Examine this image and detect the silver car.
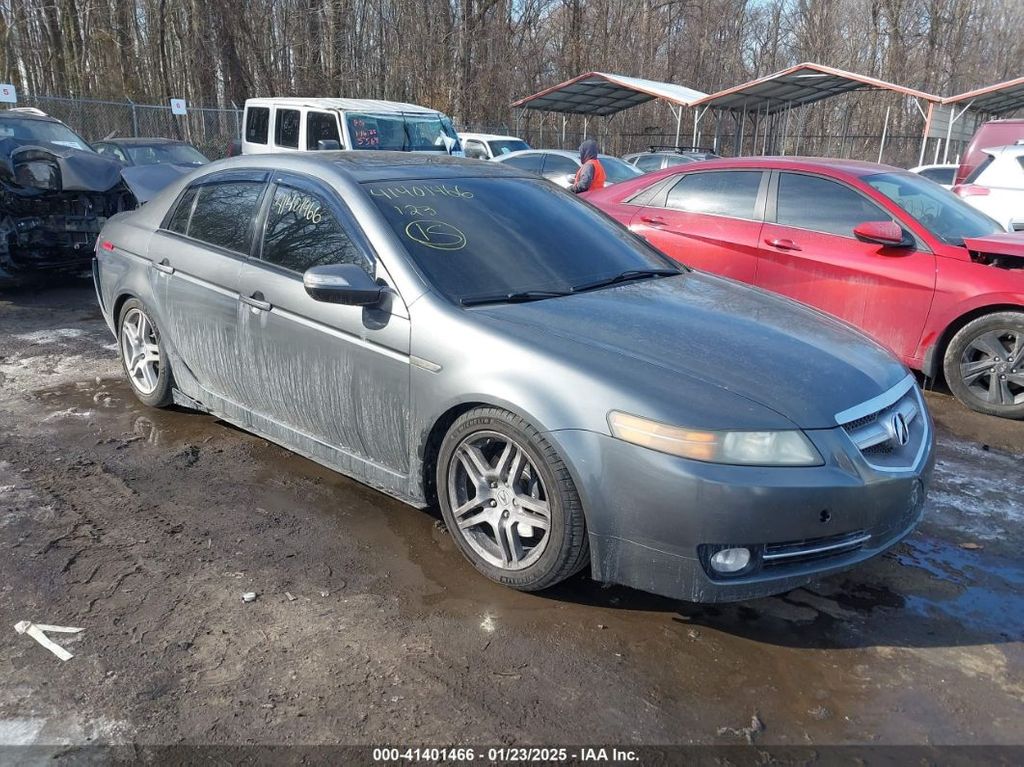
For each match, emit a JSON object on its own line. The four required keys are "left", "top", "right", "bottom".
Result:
{"left": 93, "top": 153, "right": 933, "bottom": 602}
{"left": 491, "top": 149, "right": 642, "bottom": 189}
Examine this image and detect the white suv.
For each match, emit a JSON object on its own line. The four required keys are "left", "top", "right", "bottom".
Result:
{"left": 953, "top": 143, "right": 1024, "bottom": 232}
{"left": 241, "top": 98, "right": 463, "bottom": 156}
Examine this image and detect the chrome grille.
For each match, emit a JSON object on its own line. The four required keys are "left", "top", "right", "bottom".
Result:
{"left": 762, "top": 530, "right": 871, "bottom": 567}
{"left": 836, "top": 375, "right": 929, "bottom": 472}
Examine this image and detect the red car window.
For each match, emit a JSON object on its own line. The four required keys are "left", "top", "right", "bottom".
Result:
{"left": 665, "top": 171, "right": 762, "bottom": 219}
{"left": 776, "top": 173, "right": 889, "bottom": 237}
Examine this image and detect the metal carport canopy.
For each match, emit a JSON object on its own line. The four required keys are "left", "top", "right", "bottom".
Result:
{"left": 689, "top": 62, "right": 940, "bottom": 114}
{"left": 943, "top": 75, "right": 1024, "bottom": 116}
{"left": 512, "top": 72, "right": 707, "bottom": 116}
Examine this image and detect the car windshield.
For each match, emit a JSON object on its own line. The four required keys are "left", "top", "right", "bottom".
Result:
{"left": 364, "top": 177, "right": 678, "bottom": 304}
{"left": 600, "top": 155, "right": 644, "bottom": 183}
{"left": 488, "top": 139, "right": 529, "bottom": 156}
{"left": 126, "top": 143, "right": 208, "bottom": 166}
{"left": 865, "top": 171, "right": 1003, "bottom": 245}
{"left": 0, "top": 117, "right": 92, "bottom": 152}
{"left": 346, "top": 112, "right": 460, "bottom": 152}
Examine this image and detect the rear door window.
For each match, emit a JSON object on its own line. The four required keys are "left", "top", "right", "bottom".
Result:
{"left": 306, "top": 111, "right": 341, "bottom": 150}
{"left": 541, "top": 154, "right": 579, "bottom": 182}
{"left": 664, "top": 170, "right": 763, "bottom": 219}
{"left": 776, "top": 172, "right": 890, "bottom": 237}
{"left": 919, "top": 167, "right": 955, "bottom": 185}
{"left": 274, "top": 109, "right": 300, "bottom": 149}
{"left": 185, "top": 181, "right": 265, "bottom": 253}
{"left": 260, "top": 184, "right": 373, "bottom": 275}
{"left": 166, "top": 187, "right": 199, "bottom": 234}
{"left": 633, "top": 155, "right": 663, "bottom": 172}
{"left": 501, "top": 154, "right": 544, "bottom": 174}
{"left": 245, "top": 107, "right": 270, "bottom": 144}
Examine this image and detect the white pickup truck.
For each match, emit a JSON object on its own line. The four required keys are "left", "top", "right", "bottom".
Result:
{"left": 240, "top": 97, "right": 463, "bottom": 156}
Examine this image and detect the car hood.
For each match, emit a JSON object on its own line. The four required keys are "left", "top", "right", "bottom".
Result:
{"left": 0, "top": 139, "right": 126, "bottom": 192}
{"left": 471, "top": 273, "right": 908, "bottom": 430}
{"left": 119, "top": 163, "right": 196, "bottom": 203}
{"left": 963, "top": 232, "right": 1024, "bottom": 258}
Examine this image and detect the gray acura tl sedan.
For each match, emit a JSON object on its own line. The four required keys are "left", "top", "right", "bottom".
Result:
{"left": 93, "top": 152, "right": 933, "bottom": 603}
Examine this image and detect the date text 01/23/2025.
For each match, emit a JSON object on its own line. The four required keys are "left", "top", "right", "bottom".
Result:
{"left": 372, "top": 747, "right": 640, "bottom": 762}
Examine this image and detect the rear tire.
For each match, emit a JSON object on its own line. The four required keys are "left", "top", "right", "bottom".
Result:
{"left": 437, "top": 407, "right": 589, "bottom": 591}
{"left": 118, "top": 298, "right": 174, "bottom": 408}
{"left": 943, "top": 312, "right": 1024, "bottom": 419}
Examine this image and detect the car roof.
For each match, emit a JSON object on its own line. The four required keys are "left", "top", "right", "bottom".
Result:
{"left": 195, "top": 151, "right": 534, "bottom": 184}
{"left": 99, "top": 137, "right": 191, "bottom": 146}
{"left": 244, "top": 97, "right": 442, "bottom": 116}
{"left": 671, "top": 155, "right": 905, "bottom": 178}
{"left": 459, "top": 132, "right": 524, "bottom": 141}
{"left": 982, "top": 144, "right": 1024, "bottom": 156}
{"left": 0, "top": 108, "right": 62, "bottom": 124}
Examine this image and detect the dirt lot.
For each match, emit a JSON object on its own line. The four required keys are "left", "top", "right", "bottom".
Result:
{"left": 1, "top": 282, "right": 1022, "bottom": 748}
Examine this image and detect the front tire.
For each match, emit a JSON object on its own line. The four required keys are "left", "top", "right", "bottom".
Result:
{"left": 437, "top": 407, "right": 589, "bottom": 591}
{"left": 943, "top": 312, "right": 1024, "bottom": 419}
{"left": 118, "top": 299, "right": 173, "bottom": 408}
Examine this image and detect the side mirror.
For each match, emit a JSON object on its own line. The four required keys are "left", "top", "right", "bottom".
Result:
{"left": 317, "top": 139, "right": 342, "bottom": 151}
{"left": 1010, "top": 219, "right": 1024, "bottom": 233}
{"left": 304, "top": 263, "right": 384, "bottom": 306}
{"left": 853, "top": 221, "right": 910, "bottom": 248}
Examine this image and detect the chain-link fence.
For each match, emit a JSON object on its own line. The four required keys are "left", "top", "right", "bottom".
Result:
{"left": 17, "top": 95, "right": 935, "bottom": 168}
{"left": 13, "top": 95, "right": 242, "bottom": 159}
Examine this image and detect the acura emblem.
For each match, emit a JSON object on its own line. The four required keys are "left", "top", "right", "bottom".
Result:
{"left": 888, "top": 413, "right": 910, "bottom": 446}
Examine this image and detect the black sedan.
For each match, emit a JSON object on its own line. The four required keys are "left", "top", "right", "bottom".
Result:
{"left": 93, "top": 137, "right": 209, "bottom": 167}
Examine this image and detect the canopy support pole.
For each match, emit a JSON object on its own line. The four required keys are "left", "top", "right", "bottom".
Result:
{"left": 561, "top": 115, "right": 567, "bottom": 148}
{"left": 877, "top": 105, "right": 890, "bottom": 164}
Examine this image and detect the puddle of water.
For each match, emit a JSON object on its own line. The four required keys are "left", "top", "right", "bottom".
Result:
{"left": 896, "top": 536, "right": 1024, "bottom": 639}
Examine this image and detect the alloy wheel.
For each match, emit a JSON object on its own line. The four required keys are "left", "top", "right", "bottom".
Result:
{"left": 446, "top": 430, "right": 552, "bottom": 571}
{"left": 959, "top": 328, "right": 1024, "bottom": 406}
{"left": 120, "top": 307, "right": 162, "bottom": 395}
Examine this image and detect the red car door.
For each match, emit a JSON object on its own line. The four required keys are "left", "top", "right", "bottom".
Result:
{"left": 756, "top": 171, "right": 936, "bottom": 361}
{"left": 632, "top": 169, "right": 767, "bottom": 283}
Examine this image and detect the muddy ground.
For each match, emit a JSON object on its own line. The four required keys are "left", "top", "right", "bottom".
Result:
{"left": 0, "top": 282, "right": 1022, "bottom": 748}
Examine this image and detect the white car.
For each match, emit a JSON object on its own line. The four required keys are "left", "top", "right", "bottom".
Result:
{"left": 240, "top": 97, "right": 462, "bottom": 156}
{"left": 908, "top": 163, "right": 957, "bottom": 189}
{"left": 953, "top": 144, "right": 1024, "bottom": 232}
{"left": 459, "top": 132, "right": 530, "bottom": 160}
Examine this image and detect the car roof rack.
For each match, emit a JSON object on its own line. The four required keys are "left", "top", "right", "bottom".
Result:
{"left": 646, "top": 145, "right": 717, "bottom": 154}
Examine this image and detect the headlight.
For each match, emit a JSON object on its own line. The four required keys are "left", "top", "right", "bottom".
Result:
{"left": 607, "top": 411, "right": 822, "bottom": 466}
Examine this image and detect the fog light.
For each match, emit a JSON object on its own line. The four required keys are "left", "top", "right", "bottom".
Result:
{"left": 710, "top": 547, "right": 751, "bottom": 573}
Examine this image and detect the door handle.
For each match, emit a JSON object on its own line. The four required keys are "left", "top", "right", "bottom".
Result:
{"left": 640, "top": 215, "right": 667, "bottom": 226}
{"left": 151, "top": 258, "right": 174, "bottom": 274}
{"left": 240, "top": 292, "right": 272, "bottom": 311}
{"left": 764, "top": 237, "right": 802, "bottom": 251}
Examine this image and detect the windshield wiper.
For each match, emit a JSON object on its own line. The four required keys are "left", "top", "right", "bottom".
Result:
{"left": 571, "top": 268, "right": 681, "bottom": 293}
{"left": 461, "top": 289, "right": 573, "bottom": 307}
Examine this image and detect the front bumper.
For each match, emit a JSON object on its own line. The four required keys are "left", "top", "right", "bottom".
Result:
{"left": 551, "top": 419, "right": 934, "bottom": 603}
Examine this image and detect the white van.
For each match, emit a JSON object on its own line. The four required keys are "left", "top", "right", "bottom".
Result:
{"left": 241, "top": 98, "right": 463, "bottom": 156}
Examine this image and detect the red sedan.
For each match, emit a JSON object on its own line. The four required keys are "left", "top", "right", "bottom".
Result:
{"left": 589, "top": 157, "right": 1024, "bottom": 419}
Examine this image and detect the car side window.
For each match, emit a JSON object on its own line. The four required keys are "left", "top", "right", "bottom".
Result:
{"left": 776, "top": 173, "right": 890, "bottom": 237}
{"left": 275, "top": 109, "right": 300, "bottom": 149}
{"left": 166, "top": 187, "right": 199, "bottom": 235}
{"left": 665, "top": 171, "right": 763, "bottom": 219}
{"left": 245, "top": 107, "right": 270, "bottom": 144}
{"left": 260, "top": 184, "right": 373, "bottom": 275}
{"left": 920, "top": 167, "right": 954, "bottom": 185}
{"left": 306, "top": 111, "right": 341, "bottom": 150}
{"left": 502, "top": 155, "right": 544, "bottom": 174}
{"left": 463, "top": 140, "right": 488, "bottom": 160}
{"left": 185, "top": 181, "right": 265, "bottom": 253}
{"left": 541, "top": 154, "right": 578, "bottom": 181}
{"left": 633, "top": 155, "right": 663, "bottom": 172}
